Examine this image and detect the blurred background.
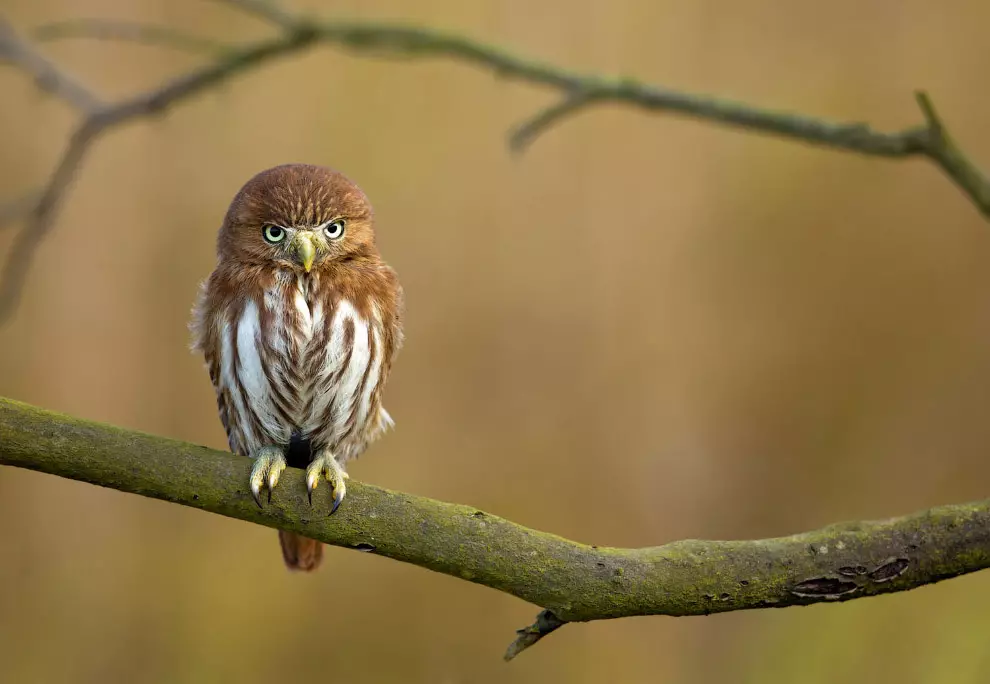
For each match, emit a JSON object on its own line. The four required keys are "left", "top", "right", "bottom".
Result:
{"left": 2, "top": 0, "right": 990, "bottom": 682}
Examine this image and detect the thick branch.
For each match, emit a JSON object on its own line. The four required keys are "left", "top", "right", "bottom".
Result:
{"left": 3, "top": 396, "right": 990, "bottom": 660}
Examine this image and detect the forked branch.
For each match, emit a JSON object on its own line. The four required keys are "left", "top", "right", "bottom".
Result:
{"left": 3, "top": 396, "right": 990, "bottom": 661}
{"left": 1, "top": 2, "right": 989, "bottom": 324}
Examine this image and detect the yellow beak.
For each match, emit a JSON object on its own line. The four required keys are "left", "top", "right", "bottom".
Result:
{"left": 291, "top": 232, "right": 316, "bottom": 273}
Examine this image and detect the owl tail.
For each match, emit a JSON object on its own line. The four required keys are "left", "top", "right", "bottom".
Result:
{"left": 278, "top": 531, "right": 323, "bottom": 571}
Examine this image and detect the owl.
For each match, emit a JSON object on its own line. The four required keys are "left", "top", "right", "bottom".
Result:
{"left": 191, "top": 164, "right": 404, "bottom": 571}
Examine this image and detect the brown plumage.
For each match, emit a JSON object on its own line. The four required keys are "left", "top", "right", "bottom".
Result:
{"left": 191, "top": 164, "right": 403, "bottom": 571}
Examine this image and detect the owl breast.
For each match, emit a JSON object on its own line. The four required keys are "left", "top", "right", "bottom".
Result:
{"left": 217, "top": 276, "right": 392, "bottom": 462}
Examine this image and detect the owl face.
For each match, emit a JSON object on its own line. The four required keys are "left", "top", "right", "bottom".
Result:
{"left": 218, "top": 164, "right": 377, "bottom": 272}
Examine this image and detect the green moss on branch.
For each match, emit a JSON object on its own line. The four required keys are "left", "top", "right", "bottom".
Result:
{"left": 2, "top": 396, "right": 990, "bottom": 659}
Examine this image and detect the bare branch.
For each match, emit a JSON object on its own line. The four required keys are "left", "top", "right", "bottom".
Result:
{"left": 0, "top": 27, "right": 322, "bottom": 323}
{"left": 504, "top": 609, "right": 567, "bottom": 661}
{"left": 3, "top": 396, "right": 990, "bottom": 660}
{"left": 509, "top": 90, "right": 600, "bottom": 153}
{"left": 1, "top": 7, "right": 989, "bottom": 325}
{"left": 0, "top": 17, "right": 102, "bottom": 112}
{"left": 34, "top": 19, "right": 233, "bottom": 56}
{"left": 0, "top": 120, "right": 104, "bottom": 320}
{"left": 913, "top": 90, "right": 990, "bottom": 213}
{"left": 211, "top": 0, "right": 300, "bottom": 30}
{"left": 0, "top": 192, "right": 39, "bottom": 231}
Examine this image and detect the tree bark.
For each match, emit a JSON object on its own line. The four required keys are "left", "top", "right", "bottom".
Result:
{"left": 2, "top": 396, "right": 990, "bottom": 658}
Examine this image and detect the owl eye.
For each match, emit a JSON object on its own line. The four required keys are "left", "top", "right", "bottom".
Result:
{"left": 324, "top": 219, "right": 346, "bottom": 240}
{"left": 262, "top": 225, "right": 286, "bottom": 243}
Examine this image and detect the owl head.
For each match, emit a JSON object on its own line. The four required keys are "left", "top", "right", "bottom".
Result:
{"left": 217, "top": 164, "right": 377, "bottom": 272}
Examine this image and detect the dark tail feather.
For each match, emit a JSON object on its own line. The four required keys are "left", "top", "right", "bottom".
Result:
{"left": 279, "top": 531, "right": 323, "bottom": 572}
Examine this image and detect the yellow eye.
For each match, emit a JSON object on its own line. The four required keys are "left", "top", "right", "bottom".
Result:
{"left": 263, "top": 225, "right": 286, "bottom": 243}
{"left": 324, "top": 219, "right": 346, "bottom": 240}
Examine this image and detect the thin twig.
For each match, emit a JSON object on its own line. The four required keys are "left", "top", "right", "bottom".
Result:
{"left": 0, "top": 120, "right": 104, "bottom": 319}
{"left": 0, "top": 17, "right": 101, "bottom": 113}
{"left": 510, "top": 90, "right": 600, "bottom": 153}
{"left": 0, "top": 192, "right": 40, "bottom": 231}
{"left": 0, "top": 26, "right": 321, "bottom": 323}
{"left": 212, "top": 0, "right": 300, "bottom": 30}
{"left": 34, "top": 19, "right": 233, "bottom": 56}
{"left": 504, "top": 610, "right": 567, "bottom": 661}
{"left": 913, "top": 90, "right": 990, "bottom": 213}
{"left": 1, "top": 8, "right": 989, "bottom": 324}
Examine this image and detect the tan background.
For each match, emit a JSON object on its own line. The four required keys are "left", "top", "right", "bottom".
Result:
{"left": 2, "top": 1, "right": 990, "bottom": 682}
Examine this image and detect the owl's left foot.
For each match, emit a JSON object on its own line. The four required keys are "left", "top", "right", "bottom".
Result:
{"left": 249, "top": 445, "right": 287, "bottom": 508}
{"left": 305, "top": 451, "right": 349, "bottom": 514}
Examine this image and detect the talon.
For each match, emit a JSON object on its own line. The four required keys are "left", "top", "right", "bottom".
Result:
{"left": 249, "top": 446, "right": 287, "bottom": 508}
{"left": 249, "top": 463, "right": 266, "bottom": 508}
{"left": 267, "top": 467, "right": 282, "bottom": 505}
{"left": 306, "top": 469, "right": 319, "bottom": 506}
{"left": 305, "top": 451, "right": 348, "bottom": 514}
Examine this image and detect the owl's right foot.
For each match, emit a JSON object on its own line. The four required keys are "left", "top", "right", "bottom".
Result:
{"left": 249, "top": 446, "right": 287, "bottom": 507}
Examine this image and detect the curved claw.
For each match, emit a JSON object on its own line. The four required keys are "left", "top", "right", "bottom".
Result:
{"left": 305, "top": 451, "right": 348, "bottom": 514}
{"left": 267, "top": 469, "right": 280, "bottom": 504}
{"left": 249, "top": 447, "right": 287, "bottom": 508}
{"left": 306, "top": 468, "right": 319, "bottom": 506}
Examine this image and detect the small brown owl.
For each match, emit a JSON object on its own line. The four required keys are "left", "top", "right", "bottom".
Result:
{"left": 191, "top": 164, "right": 404, "bottom": 571}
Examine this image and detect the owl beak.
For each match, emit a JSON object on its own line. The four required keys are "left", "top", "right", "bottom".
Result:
{"left": 291, "top": 233, "right": 316, "bottom": 273}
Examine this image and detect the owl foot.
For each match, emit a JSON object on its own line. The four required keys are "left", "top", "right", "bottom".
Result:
{"left": 305, "top": 451, "right": 349, "bottom": 514}
{"left": 249, "top": 446, "right": 287, "bottom": 508}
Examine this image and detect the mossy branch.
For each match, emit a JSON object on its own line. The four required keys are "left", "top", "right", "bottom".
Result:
{"left": 3, "top": 396, "right": 990, "bottom": 660}
{"left": 2, "top": 2, "right": 990, "bottom": 324}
